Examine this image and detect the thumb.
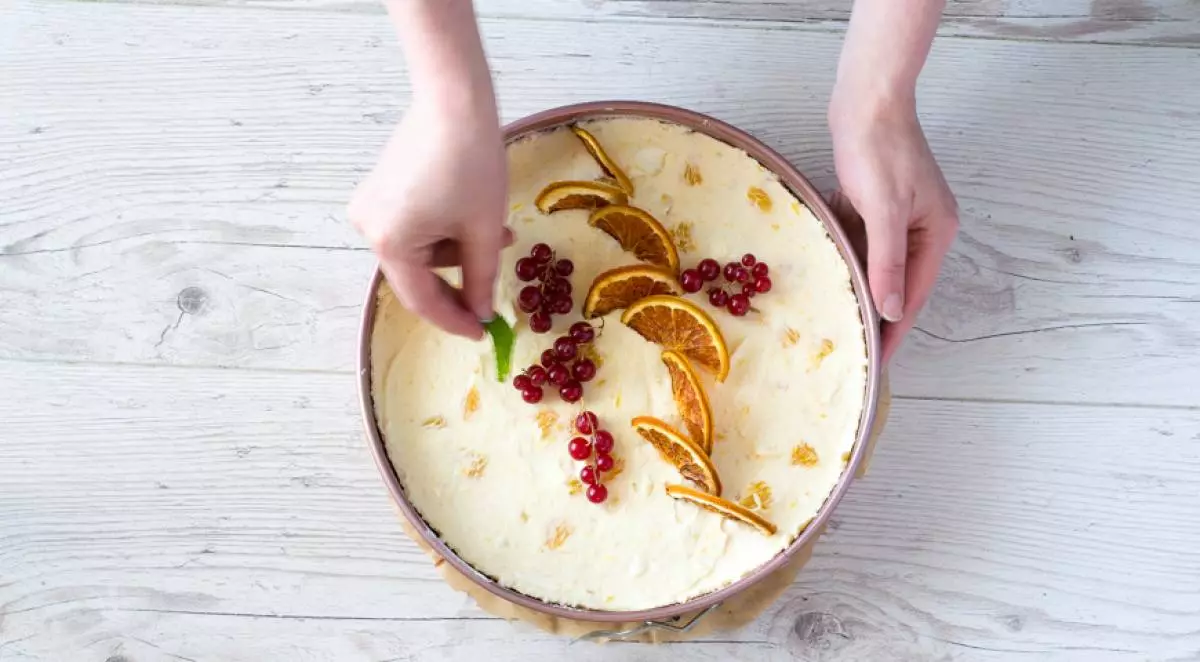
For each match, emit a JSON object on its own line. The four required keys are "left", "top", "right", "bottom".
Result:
{"left": 460, "top": 226, "right": 502, "bottom": 322}
{"left": 862, "top": 203, "right": 909, "bottom": 323}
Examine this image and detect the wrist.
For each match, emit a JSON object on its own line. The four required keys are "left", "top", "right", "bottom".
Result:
{"left": 390, "top": 0, "right": 497, "bottom": 121}
{"left": 412, "top": 70, "right": 496, "bottom": 122}
{"left": 830, "top": 0, "right": 941, "bottom": 131}
{"left": 828, "top": 78, "right": 916, "bottom": 132}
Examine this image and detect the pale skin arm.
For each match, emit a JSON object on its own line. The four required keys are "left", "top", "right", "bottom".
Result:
{"left": 348, "top": 0, "right": 508, "bottom": 339}
{"left": 829, "top": 0, "right": 959, "bottom": 361}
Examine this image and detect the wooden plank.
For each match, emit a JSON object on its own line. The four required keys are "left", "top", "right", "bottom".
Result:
{"left": 44, "top": 0, "right": 1200, "bottom": 47}
{"left": 2, "top": 2, "right": 1198, "bottom": 405}
{"left": 1, "top": 360, "right": 1197, "bottom": 659}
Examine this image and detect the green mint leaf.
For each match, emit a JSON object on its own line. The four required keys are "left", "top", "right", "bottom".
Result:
{"left": 483, "top": 316, "right": 514, "bottom": 382}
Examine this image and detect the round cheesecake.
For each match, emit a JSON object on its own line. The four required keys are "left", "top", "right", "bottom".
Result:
{"left": 370, "top": 117, "right": 866, "bottom": 611}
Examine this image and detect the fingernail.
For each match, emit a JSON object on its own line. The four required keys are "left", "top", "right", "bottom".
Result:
{"left": 473, "top": 300, "right": 494, "bottom": 322}
{"left": 881, "top": 294, "right": 904, "bottom": 322}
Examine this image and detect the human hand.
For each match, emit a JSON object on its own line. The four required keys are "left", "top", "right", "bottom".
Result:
{"left": 348, "top": 96, "right": 511, "bottom": 339}
{"left": 828, "top": 95, "right": 958, "bottom": 362}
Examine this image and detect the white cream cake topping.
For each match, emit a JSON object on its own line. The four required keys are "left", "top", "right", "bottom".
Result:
{"left": 371, "top": 117, "right": 866, "bottom": 611}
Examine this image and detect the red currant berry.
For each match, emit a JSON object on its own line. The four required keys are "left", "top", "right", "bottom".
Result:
{"left": 568, "top": 437, "right": 592, "bottom": 461}
{"left": 708, "top": 288, "right": 729, "bottom": 307}
{"left": 521, "top": 386, "right": 544, "bottom": 404}
{"left": 529, "top": 312, "right": 552, "bottom": 333}
{"left": 560, "top": 380, "right": 584, "bottom": 403}
{"left": 515, "top": 258, "right": 539, "bottom": 282}
{"left": 555, "top": 259, "right": 574, "bottom": 277}
{"left": 569, "top": 321, "right": 595, "bottom": 343}
{"left": 754, "top": 276, "right": 772, "bottom": 293}
{"left": 742, "top": 282, "right": 758, "bottom": 298}
{"left": 727, "top": 293, "right": 750, "bottom": 316}
{"left": 575, "top": 411, "right": 598, "bottom": 434}
{"left": 752, "top": 262, "right": 769, "bottom": 279}
{"left": 735, "top": 266, "right": 750, "bottom": 282}
{"left": 527, "top": 365, "right": 547, "bottom": 386}
{"left": 580, "top": 465, "right": 597, "bottom": 485}
{"left": 595, "top": 453, "right": 614, "bottom": 472}
{"left": 572, "top": 359, "right": 596, "bottom": 382}
{"left": 518, "top": 286, "right": 542, "bottom": 313}
{"left": 698, "top": 258, "right": 721, "bottom": 281}
{"left": 547, "top": 278, "right": 572, "bottom": 297}
{"left": 530, "top": 243, "right": 553, "bottom": 264}
{"left": 547, "top": 363, "right": 570, "bottom": 386}
{"left": 541, "top": 349, "right": 557, "bottom": 367}
{"left": 741, "top": 253, "right": 757, "bottom": 267}
{"left": 553, "top": 337, "right": 577, "bottom": 361}
{"left": 513, "top": 374, "right": 532, "bottom": 391}
{"left": 593, "top": 429, "right": 614, "bottom": 454}
{"left": 679, "top": 269, "right": 704, "bottom": 293}
{"left": 586, "top": 483, "right": 608, "bottom": 504}
{"left": 723, "top": 262, "right": 740, "bottom": 282}
{"left": 551, "top": 296, "right": 573, "bottom": 315}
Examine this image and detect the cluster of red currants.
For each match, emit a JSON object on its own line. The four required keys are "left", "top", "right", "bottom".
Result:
{"left": 515, "top": 243, "right": 574, "bottom": 333}
{"left": 569, "top": 410, "right": 615, "bottom": 504}
{"left": 511, "top": 321, "right": 598, "bottom": 404}
{"left": 678, "top": 253, "right": 772, "bottom": 317}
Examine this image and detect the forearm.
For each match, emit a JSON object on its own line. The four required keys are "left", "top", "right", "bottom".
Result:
{"left": 831, "top": 0, "right": 944, "bottom": 115}
{"left": 386, "top": 0, "right": 495, "bottom": 114}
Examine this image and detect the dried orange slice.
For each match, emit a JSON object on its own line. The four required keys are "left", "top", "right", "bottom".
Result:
{"left": 661, "top": 350, "right": 714, "bottom": 454}
{"left": 665, "top": 484, "right": 778, "bottom": 536}
{"left": 572, "top": 126, "right": 634, "bottom": 194}
{"left": 535, "top": 180, "right": 627, "bottom": 214}
{"left": 621, "top": 295, "right": 730, "bottom": 382}
{"left": 631, "top": 416, "right": 721, "bottom": 495}
{"left": 588, "top": 205, "right": 680, "bottom": 273}
{"left": 582, "top": 265, "right": 681, "bottom": 319}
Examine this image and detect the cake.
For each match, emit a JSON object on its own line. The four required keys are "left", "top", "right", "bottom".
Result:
{"left": 370, "top": 117, "right": 867, "bottom": 611}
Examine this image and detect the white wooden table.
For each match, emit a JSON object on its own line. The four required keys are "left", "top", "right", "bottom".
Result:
{"left": 3, "top": 1, "right": 1199, "bottom": 659}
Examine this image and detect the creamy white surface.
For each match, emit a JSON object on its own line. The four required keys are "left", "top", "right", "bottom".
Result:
{"left": 371, "top": 118, "right": 866, "bottom": 611}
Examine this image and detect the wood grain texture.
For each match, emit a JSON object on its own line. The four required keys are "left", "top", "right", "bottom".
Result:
{"left": 2, "top": 2, "right": 1198, "bottom": 405}
{"left": 1, "top": 360, "right": 1197, "bottom": 660}
{"left": 1, "top": 3, "right": 1198, "bottom": 658}
{"left": 46, "top": 0, "right": 1200, "bottom": 47}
